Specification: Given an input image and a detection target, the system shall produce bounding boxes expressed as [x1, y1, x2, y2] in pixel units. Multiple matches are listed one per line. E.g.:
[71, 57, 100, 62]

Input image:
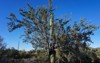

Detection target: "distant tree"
[0, 36, 6, 50]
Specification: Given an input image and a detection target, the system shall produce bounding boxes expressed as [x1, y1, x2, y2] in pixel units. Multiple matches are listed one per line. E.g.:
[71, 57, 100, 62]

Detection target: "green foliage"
[54, 19, 99, 63]
[0, 48, 33, 60]
[7, 3, 50, 50]
[7, 0, 100, 63]
[36, 50, 47, 61]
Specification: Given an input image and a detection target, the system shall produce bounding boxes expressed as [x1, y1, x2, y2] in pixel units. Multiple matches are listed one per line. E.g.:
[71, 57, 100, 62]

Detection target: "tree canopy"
[7, 0, 99, 63]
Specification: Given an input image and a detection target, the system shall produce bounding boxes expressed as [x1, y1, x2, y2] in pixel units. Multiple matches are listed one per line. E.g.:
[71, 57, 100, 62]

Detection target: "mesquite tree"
[7, 0, 99, 63]
[7, 0, 55, 62]
[53, 18, 99, 63]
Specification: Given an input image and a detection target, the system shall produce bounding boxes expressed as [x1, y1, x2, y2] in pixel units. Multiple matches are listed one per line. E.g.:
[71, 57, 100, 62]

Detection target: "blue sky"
[0, 0, 100, 51]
